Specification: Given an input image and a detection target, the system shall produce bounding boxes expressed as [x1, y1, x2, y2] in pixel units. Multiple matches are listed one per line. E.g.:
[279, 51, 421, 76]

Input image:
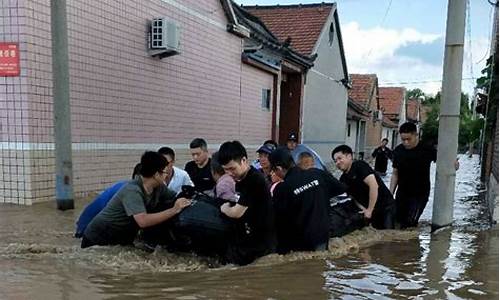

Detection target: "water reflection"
[86, 260, 329, 300]
[325, 239, 425, 299]
[324, 155, 497, 299]
[325, 227, 498, 299]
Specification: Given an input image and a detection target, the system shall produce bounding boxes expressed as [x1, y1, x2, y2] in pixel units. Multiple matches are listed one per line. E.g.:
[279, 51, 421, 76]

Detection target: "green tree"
[476, 56, 493, 90]
[406, 88, 425, 100]
[475, 55, 498, 144]
[421, 93, 440, 145]
[420, 92, 482, 150]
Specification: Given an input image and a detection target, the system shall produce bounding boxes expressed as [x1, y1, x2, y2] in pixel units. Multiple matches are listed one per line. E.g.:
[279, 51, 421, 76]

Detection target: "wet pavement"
[0, 154, 497, 299]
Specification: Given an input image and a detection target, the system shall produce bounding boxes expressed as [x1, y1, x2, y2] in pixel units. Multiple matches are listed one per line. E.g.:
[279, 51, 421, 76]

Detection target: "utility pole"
[431, 0, 466, 231]
[51, 0, 74, 210]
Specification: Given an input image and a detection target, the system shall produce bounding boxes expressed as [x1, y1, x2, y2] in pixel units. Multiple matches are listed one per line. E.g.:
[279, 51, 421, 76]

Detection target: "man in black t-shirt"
[270, 148, 346, 254]
[390, 123, 436, 228]
[332, 145, 396, 230]
[217, 140, 276, 265]
[184, 138, 216, 193]
[371, 138, 393, 176]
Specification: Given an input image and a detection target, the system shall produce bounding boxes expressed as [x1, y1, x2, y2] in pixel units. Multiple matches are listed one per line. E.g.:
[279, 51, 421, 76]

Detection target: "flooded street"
[0, 155, 497, 299]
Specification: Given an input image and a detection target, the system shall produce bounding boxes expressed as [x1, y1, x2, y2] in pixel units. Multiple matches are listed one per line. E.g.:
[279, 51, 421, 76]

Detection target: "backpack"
[329, 199, 366, 237]
[170, 194, 232, 255]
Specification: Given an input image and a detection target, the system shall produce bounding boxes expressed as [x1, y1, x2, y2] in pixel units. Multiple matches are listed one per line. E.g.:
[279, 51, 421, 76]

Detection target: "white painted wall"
[302, 8, 348, 162]
[345, 120, 358, 152]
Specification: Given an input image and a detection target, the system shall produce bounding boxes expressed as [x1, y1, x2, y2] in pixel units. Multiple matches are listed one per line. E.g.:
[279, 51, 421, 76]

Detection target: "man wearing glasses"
[81, 151, 191, 248]
[158, 147, 194, 194]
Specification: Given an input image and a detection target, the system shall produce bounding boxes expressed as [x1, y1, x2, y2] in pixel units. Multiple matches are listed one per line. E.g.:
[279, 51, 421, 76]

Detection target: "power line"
[363, 0, 393, 60]
[487, 0, 498, 6]
[379, 0, 393, 26]
[379, 77, 476, 85]
[475, 4, 494, 64]
[466, 0, 475, 81]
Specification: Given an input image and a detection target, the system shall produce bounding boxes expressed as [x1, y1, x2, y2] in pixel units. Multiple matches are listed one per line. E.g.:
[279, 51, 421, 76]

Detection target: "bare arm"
[390, 168, 398, 194]
[362, 174, 379, 219]
[133, 197, 191, 228]
[220, 203, 247, 219]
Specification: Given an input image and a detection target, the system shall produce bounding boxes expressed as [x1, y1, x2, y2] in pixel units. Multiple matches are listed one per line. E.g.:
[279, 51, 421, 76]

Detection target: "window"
[347, 123, 351, 137]
[261, 89, 271, 111]
[328, 23, 334, 46]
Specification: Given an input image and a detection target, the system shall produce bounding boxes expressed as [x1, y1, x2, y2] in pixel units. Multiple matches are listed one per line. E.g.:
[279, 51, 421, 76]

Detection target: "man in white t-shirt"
[158, 146, 194, 194]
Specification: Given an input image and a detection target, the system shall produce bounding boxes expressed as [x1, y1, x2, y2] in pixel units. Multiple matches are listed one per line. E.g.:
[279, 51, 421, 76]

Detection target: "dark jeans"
[395, 193, 429, 228]
[314, 242, 328, 251]
[141, 198, 177, 246]
[371, 203, 396, 229]
[80, 233, 134, 249]
[80, 235, 94, 248]
[224, 242, 275, 266]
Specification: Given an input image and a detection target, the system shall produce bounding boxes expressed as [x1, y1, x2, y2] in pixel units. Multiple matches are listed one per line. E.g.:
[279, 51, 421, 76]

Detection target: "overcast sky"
[235, 0, 495, 96]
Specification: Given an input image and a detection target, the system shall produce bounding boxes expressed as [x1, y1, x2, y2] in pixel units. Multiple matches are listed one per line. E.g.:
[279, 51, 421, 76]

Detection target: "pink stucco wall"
[0, 0, 274, 204]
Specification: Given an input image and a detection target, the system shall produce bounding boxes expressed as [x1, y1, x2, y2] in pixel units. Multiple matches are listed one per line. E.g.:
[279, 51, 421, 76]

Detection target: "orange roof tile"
[348, 74, 378, 108]
[379, 87, 406, 118]
[244, 3, 333, 56]
[406, 98, 420, 121]
[382, 115, 398, 128]
[347, 98, 370, 120]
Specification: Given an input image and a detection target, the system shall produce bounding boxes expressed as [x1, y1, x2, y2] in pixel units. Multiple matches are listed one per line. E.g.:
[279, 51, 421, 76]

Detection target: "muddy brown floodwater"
[0, 155, 497, 299]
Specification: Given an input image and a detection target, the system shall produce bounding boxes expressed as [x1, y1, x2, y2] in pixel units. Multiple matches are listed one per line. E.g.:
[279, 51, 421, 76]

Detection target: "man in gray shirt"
[81, 151, 191, 248]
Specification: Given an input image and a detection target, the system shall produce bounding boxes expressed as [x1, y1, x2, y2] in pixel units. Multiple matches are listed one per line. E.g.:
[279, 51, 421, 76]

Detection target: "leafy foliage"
[406, 88, 425, 100]
[420, 92, 483, 150]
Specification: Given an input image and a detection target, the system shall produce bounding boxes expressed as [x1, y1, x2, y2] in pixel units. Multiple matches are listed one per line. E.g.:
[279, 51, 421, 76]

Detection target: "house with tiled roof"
[245, 3, 350, 162]
[406, 98, 422, 124]
[3, 0, 311, 204]
[348, 74, 384, 158]
[379, 87, 407, 148]
[222, 1, 316, 145]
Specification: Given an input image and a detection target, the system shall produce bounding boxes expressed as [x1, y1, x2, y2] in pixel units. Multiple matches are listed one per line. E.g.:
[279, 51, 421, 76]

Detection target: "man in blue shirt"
[75, 163, 141, 238]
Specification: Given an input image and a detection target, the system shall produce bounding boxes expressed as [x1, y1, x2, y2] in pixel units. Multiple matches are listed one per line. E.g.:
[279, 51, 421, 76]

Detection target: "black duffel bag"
[329, 199, 366, 237]
[170, 193, 233, 255]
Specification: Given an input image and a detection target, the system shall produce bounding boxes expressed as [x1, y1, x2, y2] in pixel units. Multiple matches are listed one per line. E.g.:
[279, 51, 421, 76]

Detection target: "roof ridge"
[233, 4, 280, 42]
[242, 2, 335, 10]
[350, 73, 377, 77]
[379, 86, 406, 90]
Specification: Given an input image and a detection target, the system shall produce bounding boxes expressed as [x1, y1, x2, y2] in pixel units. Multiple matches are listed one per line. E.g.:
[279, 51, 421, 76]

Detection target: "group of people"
[76, 122, 454, 265]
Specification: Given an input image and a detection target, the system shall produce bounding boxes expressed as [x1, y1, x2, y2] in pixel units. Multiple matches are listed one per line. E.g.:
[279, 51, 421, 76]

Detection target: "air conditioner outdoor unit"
[148, 17, 180, 58]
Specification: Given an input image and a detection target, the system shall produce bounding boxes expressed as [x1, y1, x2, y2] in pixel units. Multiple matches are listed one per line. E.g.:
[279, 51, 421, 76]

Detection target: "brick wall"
[0, 0, 34, 204]
[0, 0, 274, 204]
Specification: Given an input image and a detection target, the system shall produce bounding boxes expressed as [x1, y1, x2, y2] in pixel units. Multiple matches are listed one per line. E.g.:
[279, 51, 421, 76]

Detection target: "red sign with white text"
[0, 43, 20, 76]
